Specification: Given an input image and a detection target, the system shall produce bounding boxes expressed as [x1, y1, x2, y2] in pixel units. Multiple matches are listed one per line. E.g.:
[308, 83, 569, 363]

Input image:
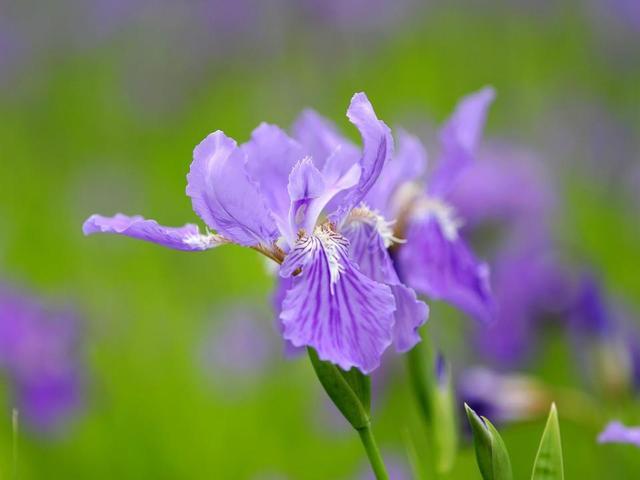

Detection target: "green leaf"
[465, 404, 513, 480]
[307, 348, 370, 430]
[531, 403, 564, 480]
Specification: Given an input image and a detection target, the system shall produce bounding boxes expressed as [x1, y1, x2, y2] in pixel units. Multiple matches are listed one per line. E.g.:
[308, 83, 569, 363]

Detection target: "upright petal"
[83, 214, 224, 251]
[365, 129, 428, 216]
[187, 131, 279, 246]
[330, 93, 394, 219]
[242, 123, 306, 225]
[429, 87, 495, 197]
[398, 215, 493, 324]
[279, 225, 395, 373]
[284, 157, 360, 247]
[292, 108, 359, 171]
[342, 209, 428, 352]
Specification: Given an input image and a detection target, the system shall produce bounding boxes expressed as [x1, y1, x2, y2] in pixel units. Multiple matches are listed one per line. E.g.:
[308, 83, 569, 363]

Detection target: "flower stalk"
[307, 348, 389, 479]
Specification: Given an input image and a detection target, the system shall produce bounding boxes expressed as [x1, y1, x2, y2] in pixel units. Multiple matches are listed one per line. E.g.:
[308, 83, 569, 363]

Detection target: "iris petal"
[187, 131, 279, 246]
[82, 213, 223, 251]
[343, 214, 428, 352]
[279, 226, 395, 373]
[429, 87, 495, 198]
[398, 216, 493, 324]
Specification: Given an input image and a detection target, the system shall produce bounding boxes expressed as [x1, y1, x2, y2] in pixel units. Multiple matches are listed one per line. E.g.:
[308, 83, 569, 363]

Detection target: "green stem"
[357, 425, 389, 480]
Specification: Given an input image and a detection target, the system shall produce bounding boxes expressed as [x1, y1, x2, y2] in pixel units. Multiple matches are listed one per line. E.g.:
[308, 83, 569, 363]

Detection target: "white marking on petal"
[411, 196, 463, 241]
[313, 224, 348, 292]
[344, 204, 404, 248]
[183, 231, 226, 249]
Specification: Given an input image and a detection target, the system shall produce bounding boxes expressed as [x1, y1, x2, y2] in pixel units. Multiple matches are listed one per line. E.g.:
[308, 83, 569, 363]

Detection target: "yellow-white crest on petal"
[412, 196, 463, 241]
[345, 204, 405, 248]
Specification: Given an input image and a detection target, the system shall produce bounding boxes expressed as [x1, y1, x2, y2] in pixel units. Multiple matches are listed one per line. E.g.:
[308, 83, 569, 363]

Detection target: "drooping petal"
[398, 215, 493, 324]
[330, 93, 393, 219]
[187, 130, 279, 246]
[365, 129, 428, 216]
[429, 87, 495, 198]
[279, 226, 395, 373]
[598, 421, 640, 447]
[342, 210, 428, 352]
[242, 123, 306, 225]
[82, 214, 224, 251]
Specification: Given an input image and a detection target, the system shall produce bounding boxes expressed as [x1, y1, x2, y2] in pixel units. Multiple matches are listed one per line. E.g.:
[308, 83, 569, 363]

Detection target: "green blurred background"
[0, 1, 639, 478]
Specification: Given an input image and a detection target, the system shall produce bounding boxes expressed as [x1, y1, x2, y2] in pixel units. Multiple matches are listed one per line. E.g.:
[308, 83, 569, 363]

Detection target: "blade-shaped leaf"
[531, 403, 564, 480]
[465, 404, 513, 480]
[307, 348, 370, 430]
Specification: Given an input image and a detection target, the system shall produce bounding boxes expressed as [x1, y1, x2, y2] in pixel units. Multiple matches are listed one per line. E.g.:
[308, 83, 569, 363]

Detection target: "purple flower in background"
[598, 421, 640, 447]
[84, 93, 428, 374]
[458, 367, 550, 426]
[475, 240, 571, 365]
[0, 285, 82, 433]
[367, 87, 496, 324]
[568, 275, 640, 396]
[200, 305, 277, 384]
[447, 143, 556, 248]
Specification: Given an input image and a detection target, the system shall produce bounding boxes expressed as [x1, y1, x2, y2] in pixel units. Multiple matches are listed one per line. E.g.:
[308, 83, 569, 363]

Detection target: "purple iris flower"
[84, 93, 428, 374]
[372, 87, 496, 324]
[598, 421, 640, 447]
[0, 285, 82, 433]
[568, 275, 640, 395]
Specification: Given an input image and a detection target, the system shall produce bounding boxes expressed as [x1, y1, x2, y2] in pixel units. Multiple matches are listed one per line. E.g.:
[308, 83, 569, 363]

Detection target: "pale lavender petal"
[279, 227, 395, 373]
[292, 108, 359, 172]
[342, 213, 428, 352]
[82, 214, 222, 251]
[365, 129, 428, 216]
[243, 123, 306, 225]
[187, 131, 278, 246]
[598, 421, 640, 447]
[429, 87, 495, 197]
[286, 157, 327, 237]
[330, 92, 393, 219]
[398, 217, 492, 324]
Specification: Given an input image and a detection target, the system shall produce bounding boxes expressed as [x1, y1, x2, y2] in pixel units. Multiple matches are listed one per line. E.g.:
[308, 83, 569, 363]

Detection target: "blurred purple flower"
[300, 0, 422, 33]
[375, 87, 496, 324]
[598, 421, 640, 447]
[474, 241, 571, 365]
[85, 92, 428, 374]
[200, 305, 277, 383]
[568, 275, 640, 396]
[458, 367, 550, 426]
[0, 285, 82, 433]
[447, 143, 556, 248]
